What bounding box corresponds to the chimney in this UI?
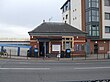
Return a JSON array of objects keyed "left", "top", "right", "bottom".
[{"left": 43, "top": 20, "right": 45, "bottom": 23}]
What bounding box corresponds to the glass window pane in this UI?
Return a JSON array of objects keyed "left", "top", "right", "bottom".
[
  {"left": 89, "top": 11, "right": 91, "bottom": 16},
  {"left": 92, "top": 25, "right": 96, "bottom": 30},
  {"left": 105, "top": 26, "right": 110, "bottom": 33},
  {"left": 66, "top": 42, "right": 70, "bottom": 49},
  {"left": 92, "top": 2, "right": 99, "bottom": 7},
  {"left": 105, "top": 0, "right": 110, "bottom": 6},
  {"left": 97, "top": 25, "right": 99, "bottom": 30},
  {"left": 105, "top": 13, "right": 110, "bottom": 20},
  {"left": 89, "top": 2, "right": 91, "bottom": 7},
  {"left": 63, "top": 42, "right": 65, "bottom": 49},
  {"left": 81, "top": 44, "right": 85, "bottom": 51},
  {"left": 97, "top": 17, "right": 99, "bottom": 21},
  {"left": 89, "top": 31, "right": 91, "bottom": 36},
  {"left": 92, "top": 31, "right": 97, "bottom": 36},
  {"left": 89, "top": 25, "right": 91, "bottom": 30},
  {"left": 97, "top": 31, "right": 99, "bottom": 36},
  {"left": 70, "top": 42, "right": 72, "bottom": 48},
  {"left": 89, "top": 17, "right": 91, "bottom": 22}
]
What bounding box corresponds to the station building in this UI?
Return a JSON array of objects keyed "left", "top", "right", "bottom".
[{"left": 28, "top": 22, "right": 87, "bottom": 57}]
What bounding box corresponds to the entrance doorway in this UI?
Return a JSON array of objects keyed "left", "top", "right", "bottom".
[
  {"left": 94, "top": 44, "right": 98, "bottom": 54},
  {"left": 39, "top": 42, "right": 49, "bottom": 57}
]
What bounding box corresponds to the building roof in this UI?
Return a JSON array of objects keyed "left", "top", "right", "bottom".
[
  {"left": 28, "top": 22, "right": 87, "bottom": 36},
  {"left": 60, "top": 0, "right": 70, "bottom": 9}
]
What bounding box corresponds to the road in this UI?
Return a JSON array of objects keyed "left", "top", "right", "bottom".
[{"left": 0, "top": 59, "right": 110, "bottom": 82}]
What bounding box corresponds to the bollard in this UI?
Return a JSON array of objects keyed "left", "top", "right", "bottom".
[
  {"left": 85, "top": 53, "right": 87, "bottom": 60},
  {"left": 7, "top": 52, "right": 8, "bottom": 58},
  {"left": 10, "top": 49, "right": 11, "bottom": 58},
  {"left": 27, "top": 56, "right": 28, "bottom": 60},
  {"left": 97, "top": 53, "right": 98, "bottom": 60},
  {"left": 57, "top": 54, "right": 60, "bottom": 61},
  {"left": 104, "top": 53, "right": 106, "bottom": 59},
  {"left": 108, "top": 54, "right": 110, "bottom": 59},
  {"left": 27, "top": 54, "right": 28, "bottom": 60},
  {"left": 27, "top": 50, "right": 30, "bottom": 60},
  {"left": 72, "top": 54, "right": 73, "bottom": 61},
  {"left": 58, "top": 57, "right": 60, "bottom": 61},
  {"left": 43, "top": 56, "right": 45, "bottom": 60}
]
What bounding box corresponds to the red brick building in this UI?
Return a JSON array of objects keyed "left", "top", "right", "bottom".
[{"left": 28, "top": 22, "right": 87, "bottom": 57}]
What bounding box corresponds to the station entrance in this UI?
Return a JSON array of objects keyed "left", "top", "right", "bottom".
[{"left": 39, "top": 42, "right": 49, "bottom": 57}]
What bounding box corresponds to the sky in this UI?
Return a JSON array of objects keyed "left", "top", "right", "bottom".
[{"left": 0, "top": 0, "right": 66, "bottom": 39}]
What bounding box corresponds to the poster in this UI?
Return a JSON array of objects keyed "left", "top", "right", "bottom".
[{"left": 52, "top": 45, "right": 60, "bottom": 51}]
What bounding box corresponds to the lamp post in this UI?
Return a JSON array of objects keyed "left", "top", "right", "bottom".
[
  {"left": 95, "top": 41, "right": 98, "bottom": 60},
  {"left": 104, "top": 41, "right": 106, "bottom": 59}
]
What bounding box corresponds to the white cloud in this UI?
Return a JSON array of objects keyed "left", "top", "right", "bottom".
[
  {"left": 0, "top": 23, "right": 32, "bottom": 38},
  {"left": 0, "top": 0, "right": 66, "bottom": 38}
]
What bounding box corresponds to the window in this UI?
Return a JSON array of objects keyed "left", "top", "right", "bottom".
[
  {"left": 92, "top": 10, "right": 99, "bottom": 21},
  {"left": 62, "top": 1, "right": 71, "bottom": 13},
  {"left": 92, "top": 25, "right": 99, "bottom": 36},
  {"left": 105, "top": 26, "right": 110, "bottom": 33},
  {"left": 104, "top": 0, "right": 110, "bottom": 6},
  {"left": 89, "top": 0, "right": 91, "bottom": 7},
  {"left": 63, "top": 17, "right": 64, "bottom": 20},
  {"left": 88, "top": 10, "right": 99, "bottom": 22},
  {"left": 73, "top": 18, "right": 74, "bottom": 20},
  {"left": 88, "top": 25, "right": 99, "bottom": 36},
  {"left": 62, "top": 37, "right": 73, "bottom": 50},
  {"left": 74, "top": 44, "right": 85, "bottom": 51},
  {"left": 92, "top": 31, "right": 97, "bottom": 36},
  {"left": 91, "top": 0, "right": 99, "bottom": 8},
  {"left": 66, "top": 42, "right": 70, "bottom": 49},
  {"left": 65, "top": 6, "right": 68, "bottom": 11},
  {"left": 66, "top": 14, "right": 68, "bottom": 19},
  {"left": 105, "top": 13, "right": 110, "bottom": 20}
]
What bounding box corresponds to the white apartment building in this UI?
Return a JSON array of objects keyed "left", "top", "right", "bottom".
[{"left": 61, "top": 0, "right": 110, "bottom": 54}]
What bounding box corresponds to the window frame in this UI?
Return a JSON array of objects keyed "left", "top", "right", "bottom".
[
  {"left": 62, "top": 36, "right": 73, "bottom": 50},
  {"left": 104, "top": 0, "right": 110, "bottom": 6},
  {"left": 105, "top": 26, "right": 110, "bottom": 33},
  {"left": 105, "top": 12, "right": 110, "bottom": 20}
]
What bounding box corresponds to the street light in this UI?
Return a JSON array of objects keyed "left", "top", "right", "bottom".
[
  {"left": 95, "top": 41, "right": 98, "bottom": 59},
  {"left": 104, "top": 41, "right": 106, "bottom": 59},
  {"left": 95, "top": 41, "right": 98, "bottom": 44}
]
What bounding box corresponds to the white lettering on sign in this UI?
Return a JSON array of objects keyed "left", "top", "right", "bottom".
[
  {"left": 99, "top": 47, "right": 104, "bottom": 50},
  {"left": 52, "top": 45, "right": 60, "bottom": 51}
]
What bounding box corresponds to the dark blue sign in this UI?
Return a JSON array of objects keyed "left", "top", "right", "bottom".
[
  {"left": 67, "top": 50, "right": 71, "bottom": 53},
  {"left": 34, "top": 49, "right": 38, "bottom": 52}
]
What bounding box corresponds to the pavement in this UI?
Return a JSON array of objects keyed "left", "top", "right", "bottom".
[{"left": 0, "top": 58, "right": 110, "bottom": 82}]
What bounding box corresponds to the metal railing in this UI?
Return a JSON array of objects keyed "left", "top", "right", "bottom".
[{"left": 1, "top": 51, "right": 110, "bottom": 61}]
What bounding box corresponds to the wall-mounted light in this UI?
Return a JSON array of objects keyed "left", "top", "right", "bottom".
[
  {"left": 31, "top": 36, "right": 33, "bottom": 39},
  {"left": 104, "top": 41, "right": 106, "bottom": 44},
  {"left": 95, "top": 41, "right": 97, "bottom": 44}
]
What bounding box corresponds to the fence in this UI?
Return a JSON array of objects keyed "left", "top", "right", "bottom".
[
  {"left": 1, "top": 50, "right": 110, "bottom": 61},
  {"left": 0, "top": 47, "right": 29, "bottom": 59}
]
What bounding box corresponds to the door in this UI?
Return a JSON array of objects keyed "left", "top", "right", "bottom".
[
  {"left": 94, "top": 44, "right": 98, "bottom": 54},
  {"left": 86, "top": 42, "right": 90, "bottom": 55},
  {"left": 39, "top": 42, "right": 45, "bottom": 57},
  {"left": 39, "top": 42, "right": 49, "bottom": 57},
  {"left": 46, "top": 42, "right": 49, "bottom": 54}
]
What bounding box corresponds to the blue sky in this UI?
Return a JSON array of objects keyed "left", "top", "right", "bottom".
[{"left": 0, "top": 0, "right": 66, "bottom": 38}]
